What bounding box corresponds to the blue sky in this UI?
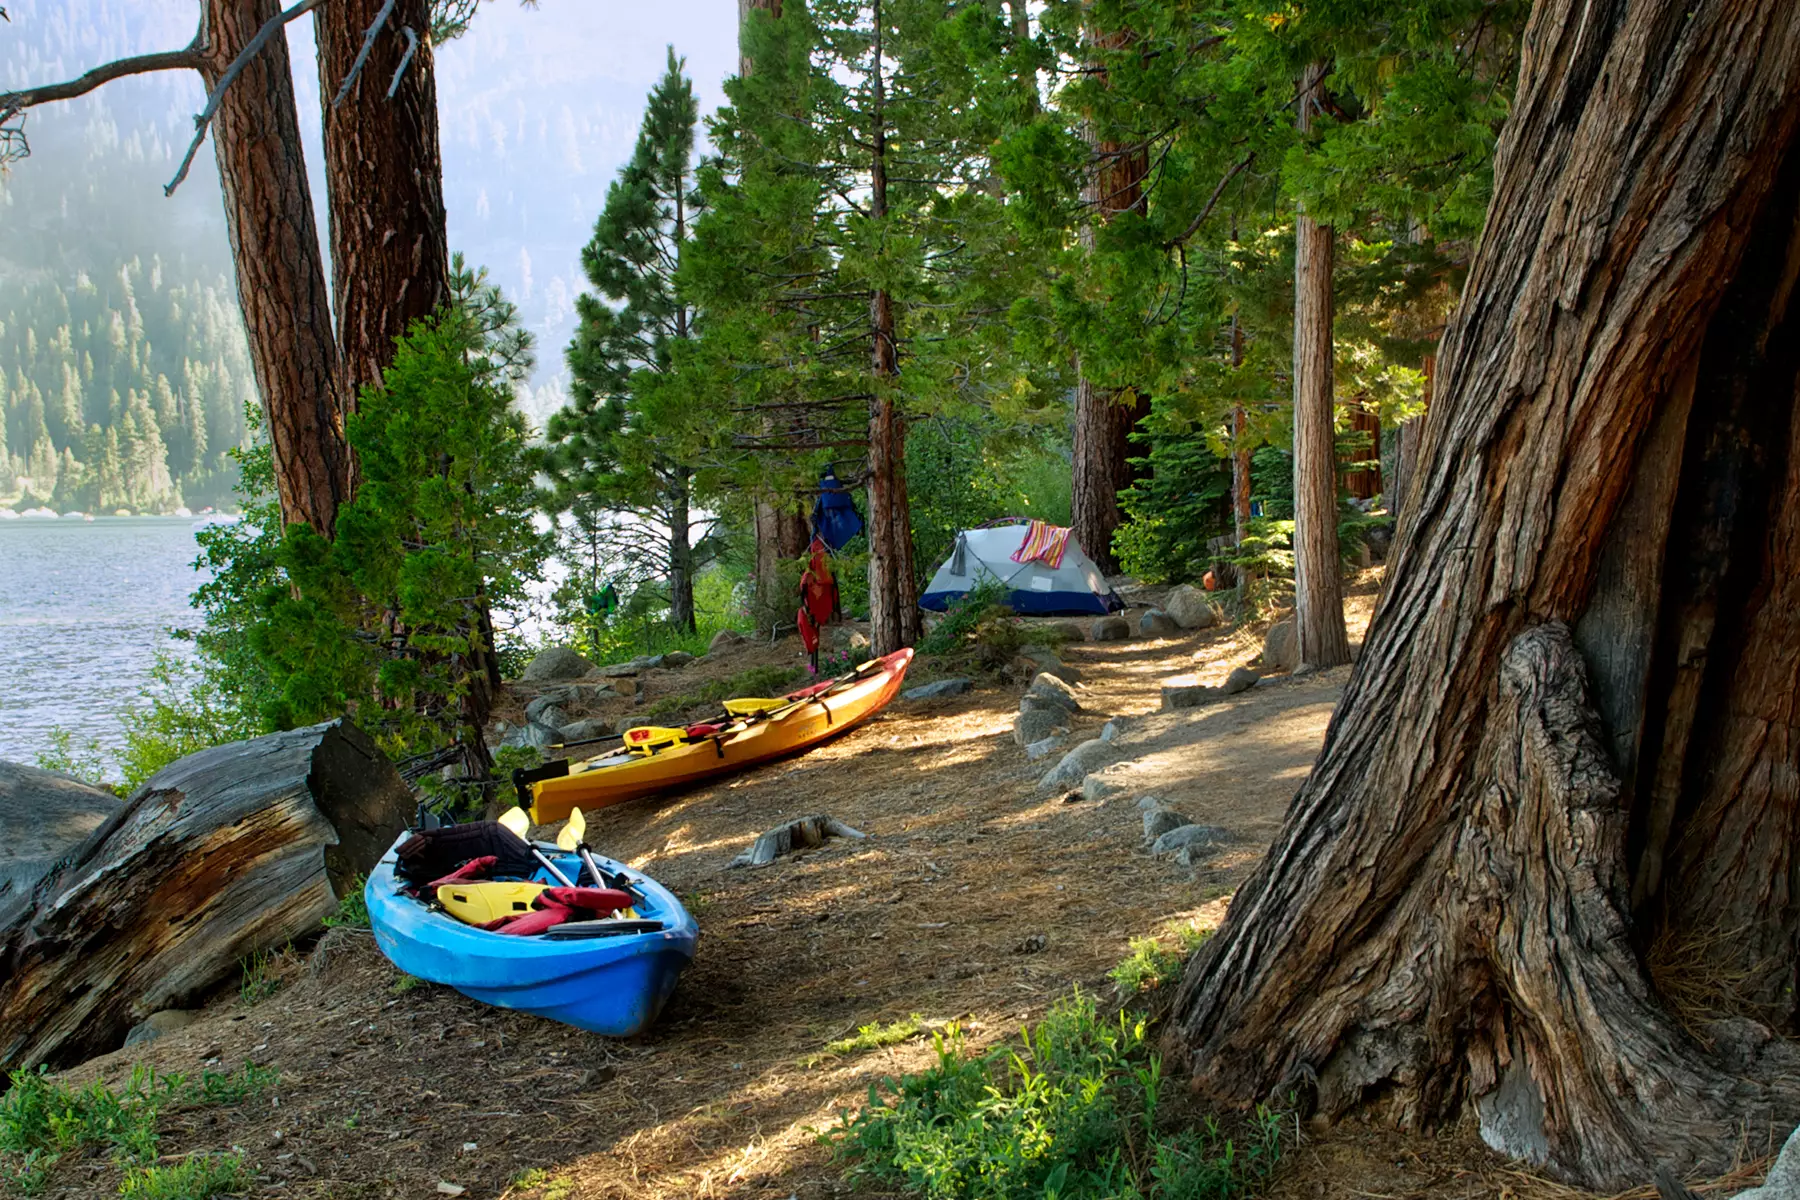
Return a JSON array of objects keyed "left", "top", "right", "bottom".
[{"left": 0, "top": 0, "right": 741, "bottom": 419}]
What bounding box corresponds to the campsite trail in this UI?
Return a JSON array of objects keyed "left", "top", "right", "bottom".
[{"left": 54, "top": 573, "right": 1506, "bottom": 1200}]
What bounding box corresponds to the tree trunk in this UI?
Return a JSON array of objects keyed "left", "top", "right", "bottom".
[
  {"left": 1343, "top": 403, "right": 1382, "bottom": 500},
  {"left": 668, "top": 466, "right": 696, "bottom": 633},
  {"left": 1167, "top": 1, "right": 1800, "bottom": 1187},
  {"left": 736, "top": 0, "right": 782, "bottom": 76},
  {"left": 1291, "top": 63, "right": 1350, "bottom": 669},
  {"left": 1230, "top": 317, "right": 1251, "bottom": 547},
  {"left": 0, "top": 720, "right": 411, "bottom": 1072},
  {"left": 315, "top": 0, "right": 450, "bottom": 413},
  {"left": 1069, "top": 27, "right": 1150, "bottom": 577},
  {"left": 199, "top": 0, "right": 346, "bottom": 537},
  {"left": 1389, "top": 352, "right": 1431, "bottom": 523}
]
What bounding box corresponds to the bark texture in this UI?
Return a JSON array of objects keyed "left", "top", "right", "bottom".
[
  {"left": 1230, "top": 317, "right": 1251, "bottom": 547},
  {"left": 0, "top": 721, "right": 411, "bottom": 1071},
  {"left": 1389, "top": 352, "right": 1431, "bottom": 526},
  {"left": 315, "top": 0, "right": 450, "bottom": 413},
  {"left": 1168, "top": 0, "right": 1800, "bottom": 1187},
  {"left": 200, "top": 0, "right": 347, "bottom": 537},
  {"left": 1344, "top": 403, "right": 1382, "bottom": 500},
  {"left": 1290, "top": 68, "right": 1350, "bottom": 668}
]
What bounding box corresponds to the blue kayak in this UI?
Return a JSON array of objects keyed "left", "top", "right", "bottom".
[{"left": 365, "top": 834, "right": 698, "bottom": 1036}]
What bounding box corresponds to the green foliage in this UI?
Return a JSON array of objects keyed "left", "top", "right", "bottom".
[
  {"left": 917, "top": 580, "right": 1012, "bottom": 657},
  {"left": 237, "top": 948, "right": 282, "bottom": 1006},
  {"left": 640, "top": 664, "right": 808, "bottom": 723},
  {"left": 322, "top": 875, "right": 370, "bottom": 931},
  {"left": 1115, "top": 415, "right": 1235, "bottom": 584},
  {"left": 829, "top": 992, "right": 1282, "bottom": 1200},
  {"left": 567, "top": 568, "right": 745, "bottom": 667},
  {"left": 115, "top": 651, "right": 264, "bottom": 792},
  {"left": 33, "top": 728, "right": 112, "bottom": 790},
  {"left": 1110, "top": 927, "right": 1213, "bottom": 995},
  {"left": 117, "top": 1153, "right": 250, "bottom": 1200},
  {"left": 806, "top": 1015, "right": 930, "bottom": 1067}
]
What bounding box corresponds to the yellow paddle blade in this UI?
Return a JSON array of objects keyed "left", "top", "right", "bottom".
[
  {"left": 722, "top": 697, "right": 785, "bottom": 716},
  {"left": 437, "top": 880, "right": 545, "bottom": 926},
  {"left": 621, "top": 725, "right": 688, "bottom": 755},
  {"left": 556, "top": 806, "right": 587, "bottom": 852},
  {"left": 497, "top": 806, "right": 531, "bottom": 841}
]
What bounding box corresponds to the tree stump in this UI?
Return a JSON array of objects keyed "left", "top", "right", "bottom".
[{"left": 0, "top": 719, "right": 412, "bottom": 1071}]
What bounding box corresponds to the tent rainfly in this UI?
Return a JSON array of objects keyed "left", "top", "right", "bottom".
[{"left": 920, "top": 522, "right": 1122, "bottom": 616}]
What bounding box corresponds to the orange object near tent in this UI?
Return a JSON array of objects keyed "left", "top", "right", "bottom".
[{"left": 1202, "top": 570, "right": 1218, "bottom": 591}]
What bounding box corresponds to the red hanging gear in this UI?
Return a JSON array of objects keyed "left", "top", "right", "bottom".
[{"left": 797, "top": 536, "right": 839, "bottom": 656}]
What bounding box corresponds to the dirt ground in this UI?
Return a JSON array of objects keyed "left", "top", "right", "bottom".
[{"left": 35, "top": 573, "right": 1760, "bottom": 1200}]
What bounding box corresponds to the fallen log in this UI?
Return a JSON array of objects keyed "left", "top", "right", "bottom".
[
  {"left": 727, "top": 814, "right": 866, "bottom": 869},
  {"left": 0, "top": 719, "right": 412, "bottom": 1071},
  {"left": 0, "top": 761, "right": 118, "bottom": 911}
]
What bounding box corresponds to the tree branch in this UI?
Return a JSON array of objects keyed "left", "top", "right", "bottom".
[
  {"left": 165, "top": 0, "right": 332, "bottom": 196},
  {"left": 0, "top": 45, "right": 205, "bottom": 126},
  {"left": 1168, "top": 153, "right": 1255, "bottom": 249},
  {"left": 334, "top": 0, "right": 398, "bottom": 108},
  {"left": 387, "top": 25, "right": 419, "bottom": 99}
]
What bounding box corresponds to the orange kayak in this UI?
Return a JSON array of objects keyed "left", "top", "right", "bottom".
[{"left": 523, "top": 650, "right": 914, "bottom": 824}]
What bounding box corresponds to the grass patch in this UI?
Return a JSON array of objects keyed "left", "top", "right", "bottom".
[
  {"left": 391, "top": 974, "right": 424, "bottom": 995},
  {"left": 322, "top": 875, "right": 370, "bottom": 930},
  {"left": 507, "top": 1168, "right": 575, "bottom": 1200},
  {"left": 118, "top": 1152, "right": 251, "bottom": 1199},
  {"left": 640, "top": 665, "right": 807, "bottom": 723},
  {"left": 237, "top": 948, "right": 282, "bottom": 1006},
  {"left": 1110, "top": 925, "right": 1212, "bottom": 995},
  {"left": 829, "top": 992, "right": 1281, "bottom": 1200},
  {"left": 0, "top": 1063, "right": 276, "bottom": 1194},
  {"left": 805, "top": 1015, "right": 932, "bottom": 1067}
]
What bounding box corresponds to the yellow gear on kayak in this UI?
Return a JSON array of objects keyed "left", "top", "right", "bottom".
[
  {"left": 722, "top": 697, "right": 785, "bottom": 717},
  {"left": 437, "top": 880, "right": 546, "bottom": 925},
  {"left": 621, "top": 725, "right": 694, "bottom": 755}
]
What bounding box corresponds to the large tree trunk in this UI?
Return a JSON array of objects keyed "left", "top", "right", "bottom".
[
  {"left": 669, "top": 465, "right": 696, "bottom": 633},
  {"left": 200, "top": 0, "right": 346, "bottom": 537},
  {"left": 1389, "top": 352, "right": 1431, "bottom": 522},
  {"left": 0, "top": 721, "right": 411, "bottom": 1072},
  {"left": 1230, "top": 317, "right": 1251, "bottom": 547},
  {"left": 1290, "top": 64, "right": 1350, "bottom": 668},
  {"left": 1069, "top": 28, "right": 1150, "bottom": 577},
  {"left": 1167, "top": 0, "right": 1800, "bottom": 1188},
  {"left": 315, "top": 0, "right": 451, "bottom": 412},
  {"left": 1343, "top": 402, "right": 1382, "bottom": 500}
]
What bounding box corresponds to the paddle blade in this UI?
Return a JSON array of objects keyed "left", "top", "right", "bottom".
[
  {"left": 498, "top": 805, "right": 531, "bottom": 841},
  {"left": 556, "top": 806, "right": 587, "bottom": 851}
]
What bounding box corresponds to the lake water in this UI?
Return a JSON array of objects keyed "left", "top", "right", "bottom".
[{"left": 0, "top": 517, "right": 214, "bottom": 775}]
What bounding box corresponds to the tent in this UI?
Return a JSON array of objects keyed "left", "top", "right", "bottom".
[{"left": 920, "top": 521, "right": 1122, "bottom": 616}]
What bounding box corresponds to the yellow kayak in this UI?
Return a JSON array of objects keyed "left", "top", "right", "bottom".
[{"left": 520, "top": 650, "right": 914, "bottom": 824}]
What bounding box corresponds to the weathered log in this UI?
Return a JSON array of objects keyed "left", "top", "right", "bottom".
[
  {"left": 0, "top": 719, "right": 412, "bottom": 1071},
  {"left": 728, "top": 814, "right": 866, "bottom": 869},
  {"left": 0, "top": 762, "right": 117, "bottom": 912}
]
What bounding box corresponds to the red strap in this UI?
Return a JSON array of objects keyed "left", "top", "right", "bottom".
[
  {"left": 686, "top": 723, "right": 723, "bottom": 738},
  {"left": 424, "top": 855, "right": 498, "bottom": 891},
  {"left": 541, "top": 887, "right": 633, "bottom": 915},
  {"left": 486, "top": 900, "right": 579, "bottom": 936}
]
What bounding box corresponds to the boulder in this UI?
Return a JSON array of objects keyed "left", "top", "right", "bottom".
[
  {"left": 1040, "top": 738, "right": 1120, "bottom": 790},
  {"left": 1161, "top": 681, "right": 1223, "bottom": 710},
  {"left": 1222, "top": 666, "right": 1261, "bottom": 696},
  {"left": 1047, "top": 620, "right": 1088, "bottom": 643},
  {"left": 1013, "top": 646, "right": 1080, "bottom": 683},
  {"left": 520, "top": 646, "right": 592, "bottom": 683},
  {"left": 1164, "top": 585, "right": 1223, "bottom": 630},
  {"left": 525, "top": 702, "right": 572, "bottom": 732},
  {"left": 663, "top": 650, "right": 695, "bottom": 668},
  {"left": 904, "top": 679, "right": 972, "bottom": 701},
  {"left": 123, "top": 1009, "right": 199, "bottom": 1049},
  {"left": 1139, "top": 609, "right": 1180, "bottom": 638},
  {"left": 1262, "top": 621, "right": 1300, "bottom": 671},
  {"left": 1081, "top": 774, "right": 1123, "bottom": 802},
  {"left": 1150, "top": 824, "right": 1231, "bottom": 857},
  {"left": 557, "top": 718, "right": 613, "bottom": 745},
  {"left": 1136, "top": 794, "right": 1168, "bottom": 811},
  {"left": 0, "top": 720, "right": 411, "bottom": 1071},
  {"left": 630, "top": 654, "right": 666, "bottom": 670},
  {"left": 1024, "top": 734, "right": 1067, "bottom": 761},
  {"left": 708, "top": 629, "right": 746, "bottom": 654},
  {"left": 1025, "top": 673, "right": 1082, "bottom": 714},
  {"left": 1143, "top": 807, "right": 1190, "bottom": 843},
  {"left": 1014, "top": 706, "right": 1070, "bottom": 747},
  {"left": 1729, "top": 1125, "right": 1800, "bottom": 1200},
  {"left": 830, "top": 626, "right": 872, "bottom": 652},
  {"left": 0, "top": 761, "right": 117, "bottom": 911},
  {"left": 1090, "top": 615, "right": 1131, "bottom": 641}
]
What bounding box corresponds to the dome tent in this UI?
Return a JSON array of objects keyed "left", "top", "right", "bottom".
[{"left": 920, "top": 521, "right": 1122, "bottom": 617}]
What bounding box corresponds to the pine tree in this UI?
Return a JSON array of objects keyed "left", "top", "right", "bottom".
[{"left": 546, "top": 48, "right": 714, "bottom": 633}]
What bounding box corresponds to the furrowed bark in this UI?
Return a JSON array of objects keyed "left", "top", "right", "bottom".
[
  {"left": 201, "top": 0, "right": 347, "bottom": 538},
  {"left": 1168, "top": 0, "right": 1800, "bottom": 1187}
]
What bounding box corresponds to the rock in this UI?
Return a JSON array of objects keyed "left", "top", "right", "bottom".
[
  {"left": 1014, "top": 933, "right": 1048, "bottom": 955},
  {"left": 904, "top": 679, "right": 972, "bottom": 701},
  {"left": 1174, "top": 843, "right": 1225, "bottom": 868},
  {"left": 1164, "top": 585, "right": 1223, "bottom": 630},
  {"left": 520, "top": 646, "right": 593, "bottom": 683},
  {"left": 1143, "top": 808, "right": 1191, "bottom": 843},
  {"left": 708, "top": 629, "right": 746, "bottom": 654},
  {"left": 503, "top": 721, "right": 561, "bottom": 751},
  {"left": 0, "top": 761, "right": 117, "bottom": 912},
  {"left": 1040, "top": 738, "right": 1119, "bottom": 790},
  {"left": 1082, "top": 774, "right": 1122, "bottom": 802},
  {"left": 1090, "top": 614, "right": 1131, "bottom": 641},
  {"left": 1730, "top": 1125, "right": 1800, "bottom": 1200},
  {"left": 1014, "top": 706, "right": 1070, "bottom": 747},
  {"left": 1150, "top": 824, "right": 1231, "bottom": 857},
  {"left": 525, "top": 703, "right": 572, "bottom": 732},
  {"left": 630, "top": 654, "right": 666, "bottom": 670},
  {"left": 663, "top": 650, "right": 695, "bottom": 668},
  {"left": 1024, "top": 734, "right": 1067, "bottom": 761},
  {"left": 1136, "top": 794, "right": 1167, "bottom": 810},
  {"left": 1100, "top": 718, "right": 1128, "bottom": 743},
  {"left": 1025, "top": 673, "right": 1083, "bottom": 714},
  {"left": 1047, "top": 620, "right": 1087, "bottom": 643},
  {"left": 1013, "top": 646, "right": 1079, "bottom": 683},
  {"left": 1222, "top": 667, "right": 1261, "bottom": 696},
  {"left": 829, "top": 626, "right": 872, "bottom": 652},
  {"left": 1263, "top": 621, "right": 1300, "bottom": 671},
  {"left": 557, "top": 718, "right": 613, "bottom": 744},
  {"left": 123, "top": 1009, "right": 200, "bottom": 1048},
  {"left": 1161, "top": 681, "right": 1222, "bottom": 710},
  {"left": 1139, "top": 608, "right": 1180, "bottom": 638}
]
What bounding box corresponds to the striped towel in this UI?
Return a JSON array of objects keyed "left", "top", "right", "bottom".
[{"left": 1011, "top": 520, "right": 1072, "bottom": 569}]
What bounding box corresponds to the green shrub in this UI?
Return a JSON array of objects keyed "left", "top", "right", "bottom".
[
  {"left": 829, "top": 992, "right": 1282, "bottom": 1200},
  {"left": 117, "top": 1152, "right": 250, "bottom": 1200},
  {"left": 237, "top": 949, "right": 282, "bottom": 1006},
  {"left": 640, "top": 664, "right": 808, "bottom": 723},
  {"left": 322, "top": 876, "right": 370, "bottom": 931},
  {"left": 1109, "top": 927, "right": 1211, "bottom": 995},
  {"left": 33, "top": 729, "right": 113, "bottom": 791},
  {"left": 917, "top": 579, "right": 1011, "bottom": 657}
]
